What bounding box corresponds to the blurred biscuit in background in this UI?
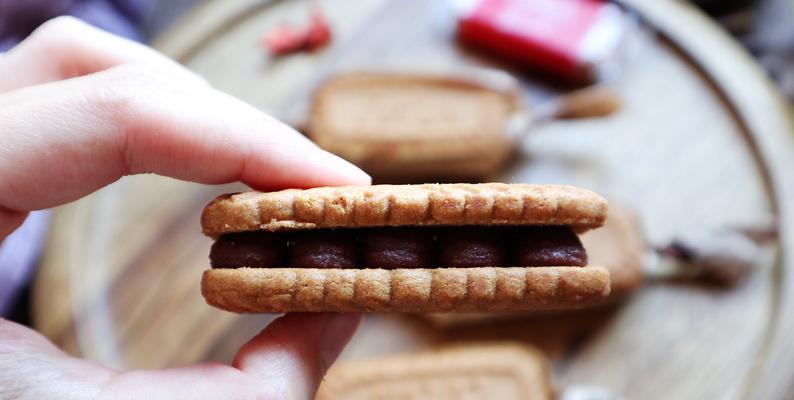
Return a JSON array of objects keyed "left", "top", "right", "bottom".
[
  {"left": 309, "top": 72, "right": 522, "bottom": 182},
  {"left": 579, "top": 202, "right": 646, "bottom": 299},
  {"left": 317, "top": 342, "right": 554, "bottom": 400}
]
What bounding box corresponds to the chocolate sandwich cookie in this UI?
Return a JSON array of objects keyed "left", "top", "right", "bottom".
[{"left": 200, "top": 183, "right": 610, "bottom": 312}]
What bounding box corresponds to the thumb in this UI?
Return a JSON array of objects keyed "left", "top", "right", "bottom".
[{"left": 233, "top": 313, "right": 361, "bottom": 399}]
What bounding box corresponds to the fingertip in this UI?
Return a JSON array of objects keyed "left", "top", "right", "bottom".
[
  {"left": 242, "top": 111, "right": 370, "bottom": 189},
  {"left": 315, "top": 151, "right": 372, "bottom": 187},
  {"left": 241, "top": 146, "right": 371, "bottom": 190}
]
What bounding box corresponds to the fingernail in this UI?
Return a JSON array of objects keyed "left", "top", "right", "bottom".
[{"left": 318, "top": 313, "right": 362, "bottom": 368}]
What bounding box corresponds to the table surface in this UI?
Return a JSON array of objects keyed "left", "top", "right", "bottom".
[{"left": 32, "top": 1, "right": 794, "bottom": 399}]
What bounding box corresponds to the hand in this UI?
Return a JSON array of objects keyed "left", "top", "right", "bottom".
[{"left": 0, "top": 17, "right": 369, "bottom": 399}]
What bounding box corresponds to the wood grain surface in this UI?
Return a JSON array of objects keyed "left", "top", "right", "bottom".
[{"left": 32, "top": 0, "right": 794, "bottom": 398}]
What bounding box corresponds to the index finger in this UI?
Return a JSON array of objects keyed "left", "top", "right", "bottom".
[{"left": 0, "top": 64, "right": 370, "bottom": 213}]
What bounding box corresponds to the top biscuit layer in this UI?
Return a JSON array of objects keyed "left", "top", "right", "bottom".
[{"left": 201, "top": 183, "right": 607, "bottom": 237}]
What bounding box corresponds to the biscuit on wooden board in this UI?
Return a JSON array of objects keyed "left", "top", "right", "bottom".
[
  {"left": 315, "top": 343, "right": 554, "bottom": 400},
  {"left": 308, "top": 73, "right": 521, "bottom": 181},
  {"left": 200, "top": 183, "right": 611, "bottom": 313}
]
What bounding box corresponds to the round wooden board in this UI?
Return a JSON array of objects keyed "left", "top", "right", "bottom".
[{"left": 32, "top": 0, "right": 794, "bottom": 398}]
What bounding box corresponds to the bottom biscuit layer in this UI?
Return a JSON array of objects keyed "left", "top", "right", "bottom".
[{"left": 201, "top": 266, "right": 610, "bottom": 312}]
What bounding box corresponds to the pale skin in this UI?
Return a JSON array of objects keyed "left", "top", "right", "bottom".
[{"left": 0, "top": 16, "right": 371, "bottom": 400}]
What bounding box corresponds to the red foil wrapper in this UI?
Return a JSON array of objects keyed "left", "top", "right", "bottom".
[{"left": 455, "top": 0, "right": 627, "bottom": 83}]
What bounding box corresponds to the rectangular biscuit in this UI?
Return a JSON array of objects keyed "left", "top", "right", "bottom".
[
  {"left": 316, "top": 343, "right": 554, "bottom": 400},
  {"left": 308, "top": 72, "right": 521, "bottom": 181}
]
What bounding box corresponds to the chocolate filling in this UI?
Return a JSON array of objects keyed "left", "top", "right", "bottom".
[
  {"left": 510, "top": 226, "right": 588, "bottom": 267},
  {"left": 210, "top": 226, "right": 586, "bottom": 269},
  {"left": 437, "top": 229, "right": 506, "bottom": 268},
  {"left": 290, "top": 230, "right": 358, "bottom": 269},
  {"left": 362, "top": 228, "right": 434, "bottom": 269},
  {"left": 209, "top": 231, "right": 286, "bottom": 267}
]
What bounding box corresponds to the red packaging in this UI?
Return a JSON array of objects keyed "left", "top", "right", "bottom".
[
  {"left": 455, "top": 0, "right": 627, "bottom": 83},
  {"left": 262, "top": 8, "right": 332, "bottom": 56}
]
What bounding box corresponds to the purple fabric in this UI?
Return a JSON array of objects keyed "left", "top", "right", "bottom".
[
  {"left": 0, "top": 0, "right": 154, "bottom": 50},
  {"left": 69, "top": 0, "right": 145, "bottom": 42},
  {"left": 0, "top": 0, "right": 71, "bottom": 37},
  {"left": 110, "top": 0, "right": 152, "bottom": 22},
  {"left": 0, "top": 1, "right": 153, "bottom": 316},
  {"left": 0, "top": 211, "right": 51, "bottom": 316}
]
